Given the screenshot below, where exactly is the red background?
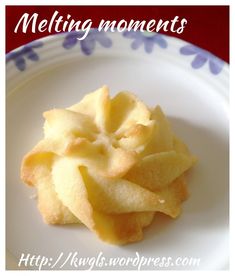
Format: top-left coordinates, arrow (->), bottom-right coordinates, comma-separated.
6,5 -> 229,62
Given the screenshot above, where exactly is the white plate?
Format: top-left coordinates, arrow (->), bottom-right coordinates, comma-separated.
6,30 -> 229,270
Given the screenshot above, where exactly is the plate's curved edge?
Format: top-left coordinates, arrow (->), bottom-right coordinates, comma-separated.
6,30 -> 229,64
6,31 -> 229,101
6,30 -> 229,72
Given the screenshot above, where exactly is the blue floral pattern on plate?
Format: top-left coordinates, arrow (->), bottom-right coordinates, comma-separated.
123,31 -> 167,53
62,29 -> 112,55
6,31 -> 226,77
6,41 -> 43,71
180,44 -> 224,75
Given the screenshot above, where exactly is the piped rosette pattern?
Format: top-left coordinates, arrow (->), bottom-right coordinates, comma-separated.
21,86 -> 196,244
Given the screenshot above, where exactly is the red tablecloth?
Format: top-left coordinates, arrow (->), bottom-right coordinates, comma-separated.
6,5 -> 229,63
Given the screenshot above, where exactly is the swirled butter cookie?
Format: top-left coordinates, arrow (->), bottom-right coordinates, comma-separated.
21,86 -> 196,245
